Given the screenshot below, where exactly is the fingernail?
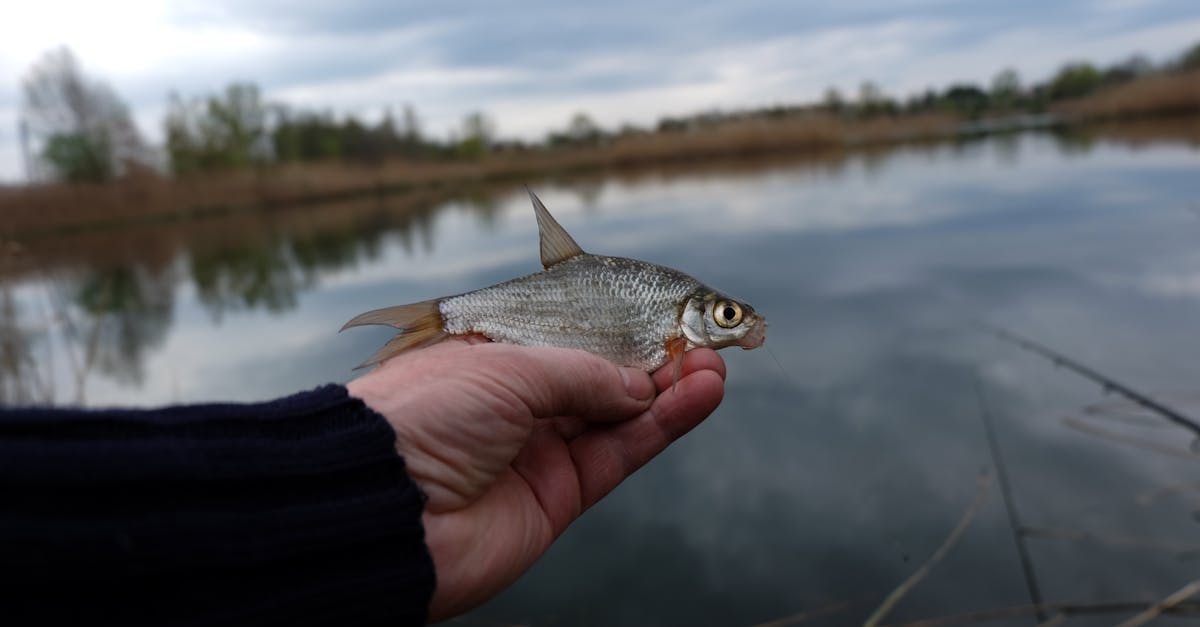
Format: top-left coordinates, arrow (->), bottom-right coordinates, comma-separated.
620,367 -> 655,401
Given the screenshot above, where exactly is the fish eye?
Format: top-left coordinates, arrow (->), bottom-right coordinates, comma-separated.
713,300 -> 743,328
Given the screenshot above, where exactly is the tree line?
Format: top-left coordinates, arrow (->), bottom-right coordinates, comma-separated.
18,41 -> 1200,184
163,84 -> 483,175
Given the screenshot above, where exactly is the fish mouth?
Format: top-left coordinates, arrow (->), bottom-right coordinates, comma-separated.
737,319 -> 767,350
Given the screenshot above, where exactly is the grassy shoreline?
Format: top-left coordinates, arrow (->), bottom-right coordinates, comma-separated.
2,69 -> 1197,239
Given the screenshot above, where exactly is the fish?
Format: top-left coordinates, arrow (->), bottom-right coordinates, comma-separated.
341,189 -> 766,380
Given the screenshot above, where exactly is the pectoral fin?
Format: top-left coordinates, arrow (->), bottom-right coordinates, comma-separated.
528,188 -> 585,268
341,299 -> 449,368
665,336 -> 689,392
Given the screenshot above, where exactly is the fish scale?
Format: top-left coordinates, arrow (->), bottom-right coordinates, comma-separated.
441,255 -> 702,370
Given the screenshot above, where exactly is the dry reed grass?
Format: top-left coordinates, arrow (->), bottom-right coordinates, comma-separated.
0,187 -> 454,282
1054,69 -> 1200,120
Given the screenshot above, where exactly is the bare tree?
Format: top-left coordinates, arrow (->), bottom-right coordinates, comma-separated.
401,103 -> 422,145
456,111 -> 495,158
20,47 -> 145,182
566,112 -> 602,144
822,87 -> 845,113
990,68 -> 1022,110
857,81 -> 894,115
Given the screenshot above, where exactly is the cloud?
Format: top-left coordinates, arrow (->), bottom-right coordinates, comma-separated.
2,0 -> 1199,181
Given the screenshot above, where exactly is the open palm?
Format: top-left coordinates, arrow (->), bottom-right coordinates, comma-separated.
347,338 -> 726,621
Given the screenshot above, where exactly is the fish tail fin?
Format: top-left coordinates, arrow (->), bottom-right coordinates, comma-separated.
341,299 -> 442,331
341,299 -> 449,368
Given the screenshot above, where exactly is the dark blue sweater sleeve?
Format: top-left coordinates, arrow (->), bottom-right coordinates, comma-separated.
0,384 -> 435,626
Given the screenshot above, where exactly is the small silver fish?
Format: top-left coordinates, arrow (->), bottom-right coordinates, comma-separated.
342,189 -> 766,378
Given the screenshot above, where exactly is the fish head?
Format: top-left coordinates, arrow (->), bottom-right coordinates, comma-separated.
680,291 -> 767,352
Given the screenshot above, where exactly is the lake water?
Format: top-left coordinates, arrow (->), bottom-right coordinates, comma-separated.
3,129 -> 1200,625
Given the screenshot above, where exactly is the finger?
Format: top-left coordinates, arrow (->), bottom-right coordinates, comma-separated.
469,343 -> 656,424
651,348 -> 726,391
569,367 -> 725,510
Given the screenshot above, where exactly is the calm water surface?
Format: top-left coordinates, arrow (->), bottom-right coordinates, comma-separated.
4,132 -> 1200,625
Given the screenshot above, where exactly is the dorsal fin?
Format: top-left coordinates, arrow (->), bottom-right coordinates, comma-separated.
527,188 -> 585,268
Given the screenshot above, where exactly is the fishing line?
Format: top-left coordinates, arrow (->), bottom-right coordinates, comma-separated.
764,343 -> 801,390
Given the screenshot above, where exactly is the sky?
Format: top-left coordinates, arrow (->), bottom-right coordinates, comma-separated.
1,0 -> 1198,183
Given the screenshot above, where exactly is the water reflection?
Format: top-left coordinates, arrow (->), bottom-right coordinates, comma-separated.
191,238 -> 310,317
72,265 -> 174,385
0,285 -> 45,404
3,123 -> 1200,624
1,191 -> 463,401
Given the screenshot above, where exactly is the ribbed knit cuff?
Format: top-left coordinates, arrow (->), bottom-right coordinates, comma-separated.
0,384 -> 435,626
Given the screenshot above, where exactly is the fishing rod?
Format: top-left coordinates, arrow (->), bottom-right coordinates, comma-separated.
984,325 -> 1200,441
972,376 -> 1046,620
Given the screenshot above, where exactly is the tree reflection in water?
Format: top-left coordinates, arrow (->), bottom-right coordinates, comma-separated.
191,239 -> 307,319
0,282 -> 49,404
0,188 -> 477,403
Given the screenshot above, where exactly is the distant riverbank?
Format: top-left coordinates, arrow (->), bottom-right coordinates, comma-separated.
2,69 -> 1197,239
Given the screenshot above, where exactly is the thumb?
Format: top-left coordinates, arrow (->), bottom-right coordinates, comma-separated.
469,343 -> 656,423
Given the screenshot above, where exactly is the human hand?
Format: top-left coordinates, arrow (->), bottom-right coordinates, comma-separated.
346,338 -> 726,621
